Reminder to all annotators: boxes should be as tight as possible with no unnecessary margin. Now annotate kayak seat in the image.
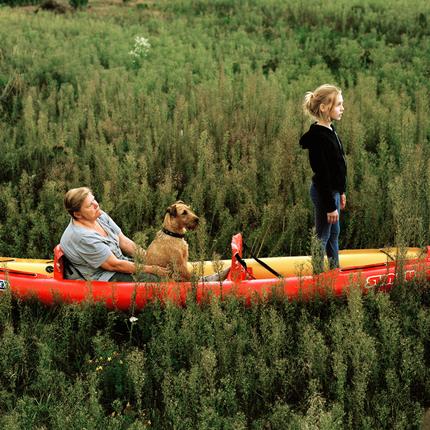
[53,244,86,280]
[63,256,86,280]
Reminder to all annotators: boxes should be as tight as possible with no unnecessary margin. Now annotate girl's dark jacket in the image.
[300,123,347,213]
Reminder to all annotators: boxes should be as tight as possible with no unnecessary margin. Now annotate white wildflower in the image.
[129,36,151,61]
[129,316,138,323]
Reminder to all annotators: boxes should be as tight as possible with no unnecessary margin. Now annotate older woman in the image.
[60,187,167,282]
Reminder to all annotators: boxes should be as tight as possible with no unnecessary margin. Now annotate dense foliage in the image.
[0,0,429,260]
[2,280,430,429]
[1,0,430,428]
[0,0,39,6]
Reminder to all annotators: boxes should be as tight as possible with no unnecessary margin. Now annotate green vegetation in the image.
[1,281,430,429]
[69,0,89,9]
[0,0,429,259]
[1,0,430,427]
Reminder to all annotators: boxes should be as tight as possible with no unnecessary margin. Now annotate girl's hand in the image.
[340,193,346,210]
[327,210,339,224]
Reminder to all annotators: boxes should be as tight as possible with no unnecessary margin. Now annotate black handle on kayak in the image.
[234,253,256,280]
[243,243,283,278]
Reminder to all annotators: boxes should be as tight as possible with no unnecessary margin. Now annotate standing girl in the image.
[300,84,347,269]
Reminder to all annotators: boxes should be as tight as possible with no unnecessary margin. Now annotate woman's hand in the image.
[327,209,339,224]
[145,265,169,277]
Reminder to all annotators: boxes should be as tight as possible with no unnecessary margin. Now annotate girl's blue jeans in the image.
[310,183,340,269]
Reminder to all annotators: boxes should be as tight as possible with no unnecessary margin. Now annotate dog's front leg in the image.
[169,251,191,282]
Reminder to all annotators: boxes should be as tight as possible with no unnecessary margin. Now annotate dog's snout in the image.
[187,215,199,231]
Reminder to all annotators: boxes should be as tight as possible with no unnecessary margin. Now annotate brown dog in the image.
[145,201,199,281]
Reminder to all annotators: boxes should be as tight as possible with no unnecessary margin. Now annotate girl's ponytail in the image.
[302,91,314,115]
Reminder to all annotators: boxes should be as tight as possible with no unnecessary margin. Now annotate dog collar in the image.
[162,228,185,239]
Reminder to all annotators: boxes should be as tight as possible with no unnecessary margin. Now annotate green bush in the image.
[1,284,430,428]
[0,0,430,257]
[0,0,40,6]
[69,0,87,9]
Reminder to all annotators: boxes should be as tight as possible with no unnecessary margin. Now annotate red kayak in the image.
[0,234,428,311]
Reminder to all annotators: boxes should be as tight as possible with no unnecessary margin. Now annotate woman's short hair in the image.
[303,84,341,121]
[64,187,92,219]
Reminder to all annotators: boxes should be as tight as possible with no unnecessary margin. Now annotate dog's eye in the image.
[182,210,188,215]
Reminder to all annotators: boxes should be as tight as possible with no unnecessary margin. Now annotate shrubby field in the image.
[0,0,429,259]
[1,0,430,428]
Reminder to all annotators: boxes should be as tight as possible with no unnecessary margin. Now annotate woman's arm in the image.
[101,253,168,277]
[101,253,135,273]
[118,233,138,257]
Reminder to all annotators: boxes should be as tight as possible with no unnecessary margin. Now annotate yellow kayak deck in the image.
[190,247,424,278]
[1,247,423,279]
[0,257,55,275]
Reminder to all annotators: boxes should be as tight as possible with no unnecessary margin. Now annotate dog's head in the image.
[165,201,199,231]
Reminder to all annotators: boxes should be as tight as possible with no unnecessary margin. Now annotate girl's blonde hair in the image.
[303,84,341,121]
[64,187,92,219]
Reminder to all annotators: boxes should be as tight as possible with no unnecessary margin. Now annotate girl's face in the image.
[329,93,344,121]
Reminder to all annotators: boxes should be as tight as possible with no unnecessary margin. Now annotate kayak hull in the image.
[1,258,427,310]
[0,248,422,278]
[1,233,429,311]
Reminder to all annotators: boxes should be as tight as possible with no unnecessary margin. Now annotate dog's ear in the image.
[166,204,178,217]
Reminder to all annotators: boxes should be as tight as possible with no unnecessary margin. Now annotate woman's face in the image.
[75,193,101,221]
